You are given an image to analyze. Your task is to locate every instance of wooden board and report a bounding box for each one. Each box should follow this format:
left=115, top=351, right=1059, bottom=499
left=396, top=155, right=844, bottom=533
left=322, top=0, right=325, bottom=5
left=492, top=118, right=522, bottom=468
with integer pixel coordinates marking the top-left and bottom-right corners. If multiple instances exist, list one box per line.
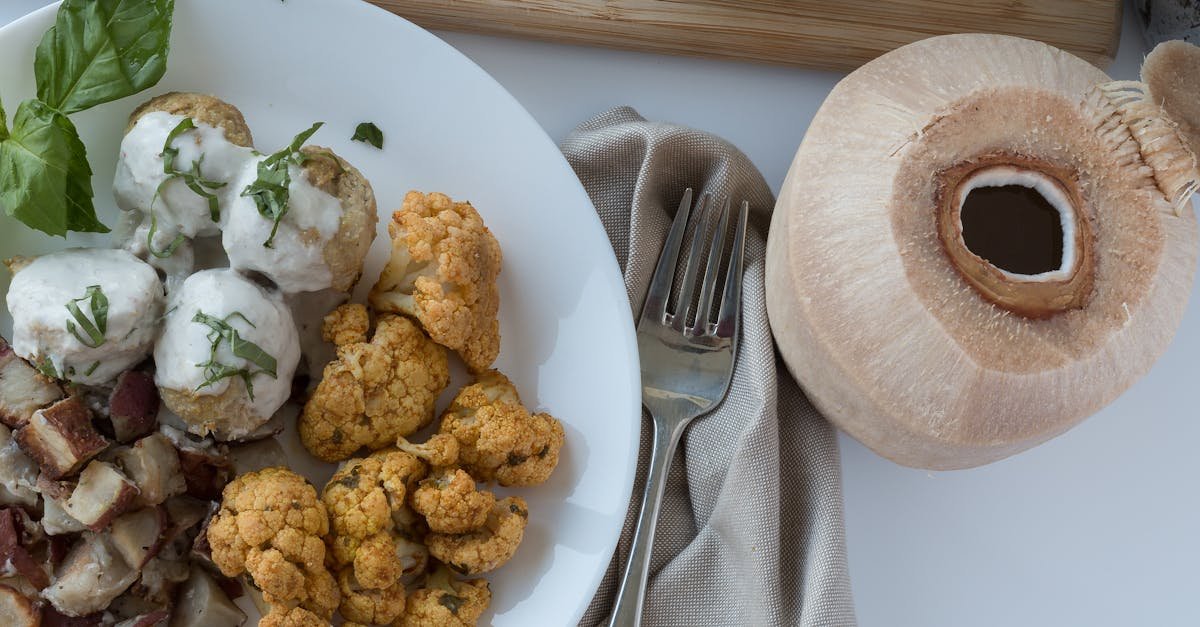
left=368, top=0, right=1122, bottom=71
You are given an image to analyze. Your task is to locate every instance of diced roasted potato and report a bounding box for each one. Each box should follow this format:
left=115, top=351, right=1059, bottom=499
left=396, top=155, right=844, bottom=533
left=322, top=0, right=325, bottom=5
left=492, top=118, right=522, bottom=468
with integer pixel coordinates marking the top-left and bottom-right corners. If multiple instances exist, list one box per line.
left=0, top=508, right=48, bottom=590
left=163, top=497, right=210, bottom=541
left=106, top=379, right=152, bottom=441
left=169, top=566, right=246, bottom=627
left=40, top=496, right=87, bottom=536
left=43, top=533, right=138, bottom=617
left=15, top=398, right=107, bottom=479
left=0, top=425, right=39, bottom=507
left=63, top=461, right=139, bottom=531
left=108, top=372, right=160, bottom=444
left=158, top=427, right=230, bottom=501
left=109, top=508, right=167, bottom=569
left=0, top=582, right=39, bottom=627
left=0, top=337, right=62, bottom=428
left=113, top=434, right=185, bottom=507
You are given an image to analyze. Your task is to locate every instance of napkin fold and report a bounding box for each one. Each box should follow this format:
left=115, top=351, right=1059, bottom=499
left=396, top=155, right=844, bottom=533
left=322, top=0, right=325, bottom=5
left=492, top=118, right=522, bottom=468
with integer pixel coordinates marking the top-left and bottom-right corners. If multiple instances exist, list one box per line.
left=561, top=107, right=855, bottom=626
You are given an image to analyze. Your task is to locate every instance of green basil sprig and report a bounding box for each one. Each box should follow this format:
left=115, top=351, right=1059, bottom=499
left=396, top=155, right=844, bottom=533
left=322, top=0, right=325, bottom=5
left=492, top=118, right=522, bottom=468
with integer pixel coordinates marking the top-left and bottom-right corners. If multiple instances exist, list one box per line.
left=351, top=122, right=383, bottom=149
left=0, top=0, right=175, bottom=237
left=240, top=122, right=323, bottom=248
left=160, top=117, right=227, bottom=222
left=192, top=310, right=278, bottom=400
left=65, top=284, right=108, bottom=348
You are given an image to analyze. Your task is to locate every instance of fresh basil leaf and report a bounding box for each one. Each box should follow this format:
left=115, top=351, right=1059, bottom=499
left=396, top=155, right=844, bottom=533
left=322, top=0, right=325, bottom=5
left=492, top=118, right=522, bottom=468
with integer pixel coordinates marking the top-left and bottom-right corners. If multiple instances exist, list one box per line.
left=35, top=357, right=59, bottom=379
left=158, top=118, right=227, bottom=222
left=191, top=310, right=278, bottom=399
left=230, top=333, right=277, bottom=377
left=351, top=122, right=383, bottom=149
left=161, top=117, right=195, bottom=173
left=0, top=100, right=105, bottom=237
left=282, top=122, right=323, bottom=158
left=35, top=0, right=174, bottom=114
left=0, top=99, right=8, bottom=142
left=66, top=285, right=108, bottom=348
left=146, top=208, right=185, bottom=258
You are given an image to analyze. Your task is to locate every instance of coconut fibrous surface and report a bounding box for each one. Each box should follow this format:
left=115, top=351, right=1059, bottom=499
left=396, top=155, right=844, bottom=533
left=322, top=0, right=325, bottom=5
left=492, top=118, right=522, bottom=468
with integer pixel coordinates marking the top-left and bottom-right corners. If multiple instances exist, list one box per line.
left=766, top=34, right=1199, bottom=469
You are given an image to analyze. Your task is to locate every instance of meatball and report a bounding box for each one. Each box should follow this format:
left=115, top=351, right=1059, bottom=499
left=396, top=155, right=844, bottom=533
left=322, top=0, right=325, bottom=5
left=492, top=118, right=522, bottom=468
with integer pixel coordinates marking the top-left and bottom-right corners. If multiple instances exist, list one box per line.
left=125, top=92, right=254, bottom=146
left=153, top=269, right=300, bottom=440
left=113, top=92, right=256, bottom=240
left=5, top=249, right=164, bottom=385
left=223, top=145, right=377, bottom=293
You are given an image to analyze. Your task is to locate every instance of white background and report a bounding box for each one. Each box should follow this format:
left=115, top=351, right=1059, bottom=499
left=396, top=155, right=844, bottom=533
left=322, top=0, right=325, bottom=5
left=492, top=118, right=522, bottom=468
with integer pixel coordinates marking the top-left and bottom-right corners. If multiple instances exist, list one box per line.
left=3, top=2, right=1197, bottom=625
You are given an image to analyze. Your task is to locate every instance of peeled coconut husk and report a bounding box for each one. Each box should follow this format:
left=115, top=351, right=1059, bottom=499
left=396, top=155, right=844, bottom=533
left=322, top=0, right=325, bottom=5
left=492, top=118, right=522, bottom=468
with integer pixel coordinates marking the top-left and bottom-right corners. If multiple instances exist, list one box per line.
left=765, top=34, right=1200, bottom=470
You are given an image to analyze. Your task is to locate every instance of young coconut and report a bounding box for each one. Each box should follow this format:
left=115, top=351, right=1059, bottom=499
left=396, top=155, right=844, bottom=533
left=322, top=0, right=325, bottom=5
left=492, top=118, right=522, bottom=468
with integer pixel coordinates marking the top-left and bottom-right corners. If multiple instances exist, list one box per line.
left=765, top=34, right=1200, bottom=470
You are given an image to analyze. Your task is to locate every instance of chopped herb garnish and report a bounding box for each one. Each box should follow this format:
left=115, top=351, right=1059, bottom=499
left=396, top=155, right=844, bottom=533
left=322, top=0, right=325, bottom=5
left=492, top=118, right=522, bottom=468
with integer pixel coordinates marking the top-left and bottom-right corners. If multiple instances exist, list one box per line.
left=192, top=310, right=278, bottom=400
left=35, top=356, right=58, bottom=379
left=65, top=284, right=107, bottom=348
left=240, top=122, right=323, bottom=248
left=83, top=361, right=99, bottom=376
left=145, top=208, right=185, bottom=258
left=438, top=593, right=465, bottom=614
left=351, top=122, right=383, bottom=149
left=159, top=117, right=226, bottom=222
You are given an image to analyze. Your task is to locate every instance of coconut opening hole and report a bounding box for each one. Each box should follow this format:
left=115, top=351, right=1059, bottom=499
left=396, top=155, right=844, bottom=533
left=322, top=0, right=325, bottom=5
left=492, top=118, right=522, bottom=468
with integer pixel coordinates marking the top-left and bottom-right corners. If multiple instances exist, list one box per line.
left=960, top=185, right=1064, bottom=276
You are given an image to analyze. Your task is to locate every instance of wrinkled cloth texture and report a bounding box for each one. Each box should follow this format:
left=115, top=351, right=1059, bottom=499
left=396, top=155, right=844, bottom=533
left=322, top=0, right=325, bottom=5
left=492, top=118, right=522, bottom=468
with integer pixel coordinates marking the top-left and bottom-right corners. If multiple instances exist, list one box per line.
left=561, top=107, right=855, bottom=627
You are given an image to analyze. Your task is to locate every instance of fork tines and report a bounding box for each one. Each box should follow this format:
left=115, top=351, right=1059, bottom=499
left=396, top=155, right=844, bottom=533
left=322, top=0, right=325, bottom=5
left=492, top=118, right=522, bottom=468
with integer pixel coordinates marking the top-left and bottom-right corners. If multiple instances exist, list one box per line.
left=640, top=188, right=747, bottom=338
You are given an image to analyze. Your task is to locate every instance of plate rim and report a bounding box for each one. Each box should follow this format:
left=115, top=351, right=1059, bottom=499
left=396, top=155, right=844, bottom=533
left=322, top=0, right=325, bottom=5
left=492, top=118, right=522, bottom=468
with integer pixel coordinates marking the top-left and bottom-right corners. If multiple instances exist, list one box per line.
left=0, top=0, right=643, bottom=622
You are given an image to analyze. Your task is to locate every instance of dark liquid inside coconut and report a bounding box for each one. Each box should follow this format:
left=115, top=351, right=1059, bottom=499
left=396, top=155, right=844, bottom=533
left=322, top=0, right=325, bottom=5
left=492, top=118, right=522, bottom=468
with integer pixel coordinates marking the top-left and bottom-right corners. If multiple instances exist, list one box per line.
left=960, top=185, right=1064, bottom=276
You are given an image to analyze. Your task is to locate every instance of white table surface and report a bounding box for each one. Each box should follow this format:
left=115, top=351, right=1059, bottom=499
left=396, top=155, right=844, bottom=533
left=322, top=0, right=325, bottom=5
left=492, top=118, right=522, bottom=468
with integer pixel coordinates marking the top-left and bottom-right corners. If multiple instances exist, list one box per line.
left=3, top=2, right=1197, bottom=626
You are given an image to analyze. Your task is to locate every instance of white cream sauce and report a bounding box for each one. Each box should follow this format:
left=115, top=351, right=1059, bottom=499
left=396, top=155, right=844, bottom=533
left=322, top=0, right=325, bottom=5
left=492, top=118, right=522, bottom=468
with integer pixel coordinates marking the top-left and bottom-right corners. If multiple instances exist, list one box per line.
left=114, top=211, right=196, bottom=294
left=222, top=161, right=344, bottom=293
left=154, top=269, right=299, bottom=420
left=7, top=249, right=164, bottom=385
left=113, top=111, right=255, bottom=239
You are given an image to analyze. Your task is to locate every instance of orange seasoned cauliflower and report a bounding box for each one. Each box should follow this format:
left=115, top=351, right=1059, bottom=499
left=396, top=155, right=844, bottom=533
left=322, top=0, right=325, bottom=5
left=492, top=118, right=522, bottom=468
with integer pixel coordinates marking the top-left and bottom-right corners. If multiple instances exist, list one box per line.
left=400, top=562, right=491, bottom=627
left=207, top=467, right=338, bottom=621
left=439, top=371, right=565, bottom=486
left=337, top=566, right=408, bottom=625
left=323, top=448, right=432, bottom=623
left=260, top=605, right=328, bottom=627
left=369, top=191, right=502, bottom=372
left=397, top=433, right=460, bottom=468
left=411, top=468, right=495, bottom=535
left=299, top=304, right=450, bottom=462
left=426, top=496, right=528, bottom=575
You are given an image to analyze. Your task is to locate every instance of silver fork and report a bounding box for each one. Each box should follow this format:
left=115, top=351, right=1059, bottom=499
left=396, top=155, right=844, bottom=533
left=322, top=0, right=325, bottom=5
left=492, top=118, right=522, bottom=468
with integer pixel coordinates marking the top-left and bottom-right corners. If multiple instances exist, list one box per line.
left=607, top=189, right=748, bottom=627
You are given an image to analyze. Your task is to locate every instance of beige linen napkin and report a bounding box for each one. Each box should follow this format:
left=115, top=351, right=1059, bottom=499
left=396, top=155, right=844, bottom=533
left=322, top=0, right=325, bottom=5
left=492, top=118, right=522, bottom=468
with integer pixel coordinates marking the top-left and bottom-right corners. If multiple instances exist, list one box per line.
left=562, top=107, right=855, bottom=626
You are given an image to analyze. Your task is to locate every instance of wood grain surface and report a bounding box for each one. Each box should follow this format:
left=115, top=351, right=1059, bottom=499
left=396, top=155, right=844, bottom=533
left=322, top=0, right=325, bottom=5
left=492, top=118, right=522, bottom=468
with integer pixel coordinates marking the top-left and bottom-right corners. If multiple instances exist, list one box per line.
left=368, top=0, right=1122, bottom=71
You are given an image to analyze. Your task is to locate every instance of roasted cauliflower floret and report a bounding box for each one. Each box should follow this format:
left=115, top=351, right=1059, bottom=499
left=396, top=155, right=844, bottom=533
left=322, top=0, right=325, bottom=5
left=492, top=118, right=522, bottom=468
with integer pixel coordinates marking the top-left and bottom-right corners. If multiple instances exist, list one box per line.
left=337, top=567, right=408, bottom=625
left=400, top=562, right=491, bottom=627
left=206, top=467, right=338, bottom=620
left=323, top=448, right=432, bottom=622
left=397, top=433, right=460, bottom=468
left=411, top=468, right=496, bottom=535
left=439, top=371, right=565, bottom=486
left=369, top=191, right=502, bottom=372
left=426, top=496, right=528, bottom=575
left=260, top=605, right=328, bottom=627
left=299, top=304, right=450, bottom=462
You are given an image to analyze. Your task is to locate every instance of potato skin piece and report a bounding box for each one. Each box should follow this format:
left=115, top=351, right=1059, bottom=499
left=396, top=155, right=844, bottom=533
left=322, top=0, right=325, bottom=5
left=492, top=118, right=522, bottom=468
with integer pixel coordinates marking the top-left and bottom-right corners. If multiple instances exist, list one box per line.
left=15, top=398, right=107, bottom=480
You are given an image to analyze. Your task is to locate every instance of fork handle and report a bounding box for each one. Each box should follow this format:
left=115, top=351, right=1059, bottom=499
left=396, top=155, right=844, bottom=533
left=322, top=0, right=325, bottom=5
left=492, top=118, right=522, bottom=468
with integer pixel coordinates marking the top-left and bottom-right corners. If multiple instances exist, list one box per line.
left=607, top=415, right=687, bottom=627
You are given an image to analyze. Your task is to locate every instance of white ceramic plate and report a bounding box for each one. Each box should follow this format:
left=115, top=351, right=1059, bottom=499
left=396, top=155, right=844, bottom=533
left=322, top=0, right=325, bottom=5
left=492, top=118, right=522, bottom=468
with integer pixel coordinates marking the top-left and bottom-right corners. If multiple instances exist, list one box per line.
left=0, top=0, right=640, bottom=624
